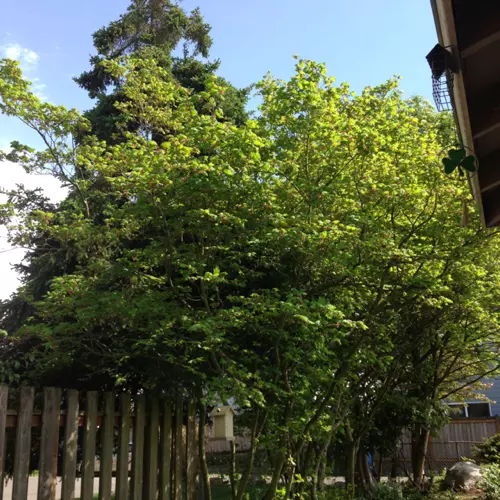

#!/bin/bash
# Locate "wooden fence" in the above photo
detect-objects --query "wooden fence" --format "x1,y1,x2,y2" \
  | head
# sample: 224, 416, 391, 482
429, 418, 500, 463
380, 417, 500, 475
0, 385, 199, 500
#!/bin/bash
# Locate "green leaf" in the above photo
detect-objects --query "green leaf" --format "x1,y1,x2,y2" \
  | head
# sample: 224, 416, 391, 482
294, 314, 315, 325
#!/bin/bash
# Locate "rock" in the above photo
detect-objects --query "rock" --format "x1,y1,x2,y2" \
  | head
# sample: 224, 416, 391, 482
444, 461, 482, 491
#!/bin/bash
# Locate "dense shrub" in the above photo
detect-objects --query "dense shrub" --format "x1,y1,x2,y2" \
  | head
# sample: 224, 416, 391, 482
372, 484, 404, 500
480, 463, 500, 500
473, 433, 500, 464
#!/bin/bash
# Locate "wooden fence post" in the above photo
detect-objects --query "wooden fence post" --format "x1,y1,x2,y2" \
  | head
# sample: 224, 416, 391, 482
12, 386, 35, 500
160, 402, 173, 500
1, 386, 204, 500
0, 385, 8, 500
186, 400, 197, 500
38, 388, 61, 498
82, 392, 98, 500
62, 390, 79, 500
38, 388, 62, 500
99, 393, 115, 500
144, 398, 160, 500
116, 394, 131, 500
131, 394, 146, 500
496, 416, 500, 434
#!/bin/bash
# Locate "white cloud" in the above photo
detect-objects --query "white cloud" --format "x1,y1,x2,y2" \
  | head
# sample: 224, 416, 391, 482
0, 42, 40, 71
1, 41, 48, 101
0, 159, 68, 300
0, 42, 57, 299
31, 77, 47, 101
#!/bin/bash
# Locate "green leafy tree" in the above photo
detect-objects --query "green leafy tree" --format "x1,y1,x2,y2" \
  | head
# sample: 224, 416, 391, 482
0, 0, 248, 346
76, 0, 248, 143
2, 56, 500, 499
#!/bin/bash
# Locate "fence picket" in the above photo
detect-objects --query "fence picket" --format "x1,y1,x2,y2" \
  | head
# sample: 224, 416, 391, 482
131, 394, 146, 500
38, 388, 62, 500
12, 386, 35, 500
81, 392, 98, 500
99, 393, 115, 500
0, 385, 8, 500
62, 390, 79, 500
186, 400, 197, 500
174, 394, 183, 500
116, 393, 131, 500
159, 402, 173, 500
0, 384, 242, 500
144, 398, 159, 500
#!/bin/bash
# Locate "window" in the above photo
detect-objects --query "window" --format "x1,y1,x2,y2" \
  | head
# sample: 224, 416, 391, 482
448, 402, 491, 418
467, 402, 491, 418
448, 404, 466, 418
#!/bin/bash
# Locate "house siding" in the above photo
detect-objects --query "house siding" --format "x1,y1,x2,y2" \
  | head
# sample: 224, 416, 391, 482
483, 379, 500, 416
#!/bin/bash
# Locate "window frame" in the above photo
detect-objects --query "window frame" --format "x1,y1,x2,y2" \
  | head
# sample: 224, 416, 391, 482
448, 402, 492, 418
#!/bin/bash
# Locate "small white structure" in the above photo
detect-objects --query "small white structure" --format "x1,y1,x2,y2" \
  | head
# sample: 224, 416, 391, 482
210, 406, 235, 441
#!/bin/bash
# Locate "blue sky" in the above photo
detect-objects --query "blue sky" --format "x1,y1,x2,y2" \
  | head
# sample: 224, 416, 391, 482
0, 0, 439, 121
0, 0, 439, 297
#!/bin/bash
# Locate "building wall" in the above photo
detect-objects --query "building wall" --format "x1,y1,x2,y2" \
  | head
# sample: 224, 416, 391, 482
484, 378, 500, 416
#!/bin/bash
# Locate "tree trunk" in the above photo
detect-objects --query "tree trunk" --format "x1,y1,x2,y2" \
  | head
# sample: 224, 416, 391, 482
198, 402, 211, 500
284, 463, 296, 500
263, 451, 286, 500
376, 451, 382, 481
312, 438, 331, 498
411, 427, 429, 489
235, 411, 260, 500
310, 445, 327, 500
229, 439, 237, 500
357, 449, 376, 495
295, 440, 314, 496
345, 438, 359, 494
390, 452, 399, 479
318, 457, 326, 492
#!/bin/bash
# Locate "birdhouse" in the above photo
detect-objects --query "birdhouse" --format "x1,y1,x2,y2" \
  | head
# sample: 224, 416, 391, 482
209, 406, 235, 441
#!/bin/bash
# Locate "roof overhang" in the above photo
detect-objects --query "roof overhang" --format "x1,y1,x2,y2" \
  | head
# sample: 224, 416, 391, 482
431, 0, 500, 227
